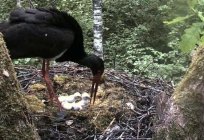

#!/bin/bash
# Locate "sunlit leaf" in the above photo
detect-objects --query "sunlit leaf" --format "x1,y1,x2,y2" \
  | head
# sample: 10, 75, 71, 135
180, 34, 197, 52
198, 0, 204, 5
164, 15, 193, 25
187, 0, 198, 9
180, 23, 204, 52
198, 12, 204, 21
199, 35, 204, 45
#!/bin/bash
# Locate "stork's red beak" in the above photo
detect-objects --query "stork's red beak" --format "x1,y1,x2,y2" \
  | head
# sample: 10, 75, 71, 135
90, 72, 103, 104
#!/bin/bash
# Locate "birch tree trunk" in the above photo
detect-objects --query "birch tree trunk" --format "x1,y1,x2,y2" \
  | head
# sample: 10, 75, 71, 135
0, 33, 40, 139
154, 46, 204, 139
92, 0, 103, 59
16, 0, 21, 7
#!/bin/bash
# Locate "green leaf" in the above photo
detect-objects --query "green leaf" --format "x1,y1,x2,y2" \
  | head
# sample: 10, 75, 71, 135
180, 34, 197, 52
164, 15, 194, 25
180, 23, 203, 52
187, 0, 198, 9
199, 35, 204, 45
198, 0, 204, 5
198, 12, 204, 21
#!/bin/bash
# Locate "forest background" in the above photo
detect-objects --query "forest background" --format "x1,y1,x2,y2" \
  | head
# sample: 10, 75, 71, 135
0, 0, 197, 83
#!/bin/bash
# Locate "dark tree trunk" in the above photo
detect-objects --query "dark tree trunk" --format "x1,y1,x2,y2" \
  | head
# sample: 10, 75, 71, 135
154, 46, 204, 139
0, 33, 40, 139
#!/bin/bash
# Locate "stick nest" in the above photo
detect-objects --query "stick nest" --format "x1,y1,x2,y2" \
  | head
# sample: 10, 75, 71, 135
15, 62, 173, 140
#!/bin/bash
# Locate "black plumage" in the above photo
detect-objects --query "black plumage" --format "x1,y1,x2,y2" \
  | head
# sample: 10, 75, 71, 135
0, 8, 104, 105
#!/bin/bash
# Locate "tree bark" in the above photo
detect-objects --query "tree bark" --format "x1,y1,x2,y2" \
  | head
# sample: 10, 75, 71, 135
154, 46, 204, 140
92, 0, 104, 59
0, 33, 40, 139
16, 0, 21, 7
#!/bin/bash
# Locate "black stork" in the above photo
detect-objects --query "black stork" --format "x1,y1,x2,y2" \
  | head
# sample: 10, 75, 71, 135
0, 8, 104, 105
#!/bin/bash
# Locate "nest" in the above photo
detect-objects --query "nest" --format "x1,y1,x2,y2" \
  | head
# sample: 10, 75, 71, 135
15, 62, 174, 140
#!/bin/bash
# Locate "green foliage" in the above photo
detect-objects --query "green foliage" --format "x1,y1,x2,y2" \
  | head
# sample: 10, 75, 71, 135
13, 58, 41, 66
103, 0, 187, 81
180, 23, 204, 52
0, 0, 15, 20
165, 0, 204, 53
164, 15, 193, 25
0, 0, 189, 82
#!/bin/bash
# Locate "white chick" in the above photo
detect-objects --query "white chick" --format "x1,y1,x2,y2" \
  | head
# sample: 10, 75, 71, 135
58, 96, 69, 103
80, 100, 90, 108
72, 102, 83, 111
81, 92, 91, 105
61, 102, 74, 110
82, 92, 91, 100
65, 95, 76, 103
73, 92, 82, 101
58, 95, 75, 103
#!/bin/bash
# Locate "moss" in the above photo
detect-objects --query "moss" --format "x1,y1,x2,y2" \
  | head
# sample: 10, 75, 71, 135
154, 124, 185, 140
28, 83, 46, 91
155, 46, 204, 139
172, 47, 204, 138
24, 95, 45, 113
0, 33, 40, 139
173, 47, 204, 98
91, 109, 115, 131
53, 75, 67, 85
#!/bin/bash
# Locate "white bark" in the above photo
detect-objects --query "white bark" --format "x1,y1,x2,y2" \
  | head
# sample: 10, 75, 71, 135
92, 0, 103, 59
16, 0, 21, 7
28, 0, 34, 8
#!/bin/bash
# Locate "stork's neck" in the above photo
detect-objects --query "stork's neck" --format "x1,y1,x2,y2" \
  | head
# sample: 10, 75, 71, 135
76, 54, 104, 76
77, 54, 95, 69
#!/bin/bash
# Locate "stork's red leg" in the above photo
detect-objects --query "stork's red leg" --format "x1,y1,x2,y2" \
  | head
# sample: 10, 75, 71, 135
42, 59, 54, 99
42, 59, 61, 109
90, 82, 99, 104
90, 72, 102, 104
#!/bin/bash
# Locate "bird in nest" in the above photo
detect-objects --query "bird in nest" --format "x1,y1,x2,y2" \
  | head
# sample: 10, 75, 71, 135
0, 7, 104, 108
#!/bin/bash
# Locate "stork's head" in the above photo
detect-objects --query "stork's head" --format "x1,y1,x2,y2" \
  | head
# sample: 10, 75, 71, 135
77, 54, 104, 104
88, 55, 104, 104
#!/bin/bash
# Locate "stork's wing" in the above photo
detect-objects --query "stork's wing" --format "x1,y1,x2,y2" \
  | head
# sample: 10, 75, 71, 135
9, 8, 78, 29
9, 8, 53, 24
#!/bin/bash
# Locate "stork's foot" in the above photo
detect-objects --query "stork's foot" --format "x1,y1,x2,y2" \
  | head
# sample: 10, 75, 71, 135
42, 59, 62, 111
53, 96, 63, 111
45, 94, 62, 111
